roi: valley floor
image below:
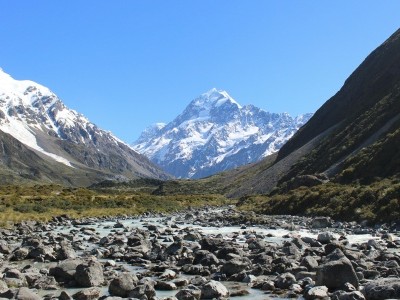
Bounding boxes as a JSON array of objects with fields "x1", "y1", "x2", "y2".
[{"x1": 0, "y1": 206, "x2": 399, "y2": 299}]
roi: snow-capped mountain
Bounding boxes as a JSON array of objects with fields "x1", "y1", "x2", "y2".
[
  {"x1": 133, "y1": 88, "x2": 313, "y2": 179},
  {"x1": 0, "y1": 68, "x2": 169, "y2": 185}
]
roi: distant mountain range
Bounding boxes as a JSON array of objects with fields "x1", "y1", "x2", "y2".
[
  {"x1": 133, "y1": 88, "x2": 312, "y2": 178},
  {"x1": 0, "y1": 69, "x2": 169, "y2": 185}
]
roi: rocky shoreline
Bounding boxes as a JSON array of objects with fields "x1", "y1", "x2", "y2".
[{"x1": 0, "y1": 206, "x2": 399, "y2": 299}]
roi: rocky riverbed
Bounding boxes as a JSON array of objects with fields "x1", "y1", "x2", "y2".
[{"x1": 0, "y1": 206, "x2": 399, "y2": 299}]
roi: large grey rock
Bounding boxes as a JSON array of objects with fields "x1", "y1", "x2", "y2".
[
  {"x1": 49, "y1": 258, "x2": 83, "y2": 283},
  {"x1": 28, "y1": 244, "x2": 55, "y2": 260},
  {"x1": 128, "y1": 282, "x2": 156, "y2": 299},
  {"x1": 317, "y1": 232, "x2": 336, "y2": 244},
  {"x1": 74, "y1": 260, "x2": 104, "y2": 287},
  {"x1": 301, "y1": 256, "x2": 319, "y2": 271},
  {"x1": 193, "y1": 250, "x2": 219, "y2": 266},
  {"x1": 57, "y1": 241, "x2": 77, "y2": 260},
  {"x1": 16, "y1": 287, "x2": 41, "y2": 300},
  {"x1": 4, "y1": 269, "x2": 28, "y2": 288},
  {"x1": 362, "y1": 278, "x2": 400, "y2": 300},
  {"x1": 316, "y1": 249, "x2": 359, "y2": 289},
  {"x1": 108, "y1": 273, "x2": 138, "y2": 297},
  {"x1": 312, "y1": 217, "x2": 332, "y2": 229},
  {"x1": 221, "y1": 258, "x2": 247, "y2": 276},
  {"x1": 175, "y1": 288, "x2": 201, "y2": 300},
  {"x1": 201, "y1": 280, "x2": 229, "y2": 299},
  {"x1": 331, "y1": 290, "x2": 365, "y2": 300},
  {"x1": 32, "y1": 275, "x2": 58, "y2": 290},
  {"x1": 10, "y1": 247, "x2": 30, "y2": 261},
  {"x1": 274, "y1": 272, "x2": 297, "y2": 289}
]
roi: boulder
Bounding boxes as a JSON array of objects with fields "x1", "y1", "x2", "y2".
[
  {"x1": 28, "y1": 244, "x2": 55, "y2": 260},
  {"x1": 160, "y1": 269, "x2": 177, "y2": 280},
  {"x1": 221, "y1": 258, "x2": 247, "y2": 276},
  {"x1": 59, "y1": 291, "x2": 73, "y2": 300},
  {"x1": 0, "y1": 240, "x2": 10, "y2": 254},
  {"x1": 312, "y1": 217, "x2": 332, "y2": 229},
  {"x1": 305, "y1": 285, "x2": 329, "y2": 300},
  {"x1": 57, "y1": 242, "x2": 77, "y2": 260},
  {"x1": 275, "y1": 272, "x2": 297, "y2": 289},
  {"x1": 201, "y1": 237, "x2": 229, "y2": 252},
  {"x1": 155, "y1": 281, "x2": 177, "y2": 290},
  {"x1": 74, "y1": 260, "x2": 104, "y2": 287},
  {"x1": 49, "y1": 258, "x2": 83, "y2": 283},
  {"x1": 32, "y1": 275, "x2": 58, "y2": 290},
  {"x1": 301, "y1": 256, "x2": 319, "y2": 271},
  {"x1": 10, "y1": 247, "x2": 30, "y2": 261},
  {"x1": 108, "y1": 273, "x2": 138, "y2": 297},
  {"x1": 331, "y1": 290, "x2": 365, "y2": 300},
  {"x1": 0, "y1": 280, "x2": 8, "y2": 293},
  {"x1": 201, "y1": 280, "x2": 229, "y2": 299},
  {"x1": 128, "y1": 282, "x2": 156, "y2": 299},
  {"x1": 4, "y1": 269, "x2": 28, "y2": 288},
  {"x1": 175, "y1": 288, "x2": 201, "y2": 300},
  {"x1": 15, "y1": 287, "x2": 41, "y2": 300},
  {"x1": 362, "y1": 278, "x2": 400, "y2": 300},
  {"x1": 316, "y1": 249, "x2": 359, "y2": 289},
  {"x1": 317, "y1": 232, "x2": 336, "y2": 244},
  {"x1": 193, "y1": 250, "x2": 219, "y2": 266}
]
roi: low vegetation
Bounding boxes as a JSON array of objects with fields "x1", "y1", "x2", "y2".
[
  {"x1": 0, "y1": 184, "x2": 231, "y2": 226},
  {"x1": 237, "y1": 178, "x2": 400, "y2": 224}
]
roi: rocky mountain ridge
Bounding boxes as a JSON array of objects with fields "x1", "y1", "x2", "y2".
[
  {"x1": 0, "y1": 69, "x2": 169, "y2": 185},
  {"x1": 133, "y1": 88, "x2": 312, "y2": 178}
]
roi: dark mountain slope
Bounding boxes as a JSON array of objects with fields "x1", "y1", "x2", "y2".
[
  {"x1": 279, "y1": 28, "x2": 400, "y2": 162},
  {"x1": 0, "y1": 130, "x2": 107, "y2": 186}
]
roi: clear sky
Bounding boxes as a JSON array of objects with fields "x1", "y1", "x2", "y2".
[{"x1": 1, "y1": 1, "x2": 399, "y2": 142}]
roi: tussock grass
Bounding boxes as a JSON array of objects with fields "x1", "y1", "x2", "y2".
[{"x1": 0, "y1": 184, "x2": 231, "y2": 226}]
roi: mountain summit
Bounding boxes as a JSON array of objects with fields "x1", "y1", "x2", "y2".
[
  {"x1": 133, "y1": 89, "x2": 312, "y2": 178},
  {"x1": 0, "y1": 69, "x2": 169, "y2": 185}
]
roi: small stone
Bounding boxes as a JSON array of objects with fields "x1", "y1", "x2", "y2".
[
  {"x1": 72, "y1": 287, "x2": 101, "y2": 300},
  {"x1": 305, "y1": 285, "x2": 329, "y2": 300}
]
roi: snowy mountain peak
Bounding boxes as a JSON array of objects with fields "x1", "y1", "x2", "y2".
[
  {"x1": 0, "y1": 68, "x2": 169, "y2": 183},
  {"x1": 193, "y1": 88, "x2": 241, "y2": 110},
  {"x1": 0, "y1": 69, "x2": 54, "y2": 106},
  {"x1": 133, "y1": 89, "x2": 313, "y2": 179}
]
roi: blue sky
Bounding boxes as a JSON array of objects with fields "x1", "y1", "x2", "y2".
[{"x1": 1, "y1": 1, "x2": 399, "y2": 142}]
